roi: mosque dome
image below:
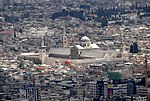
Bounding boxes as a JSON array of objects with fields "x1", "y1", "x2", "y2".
[{"x1": 80, "y1": 36, "x2": 90, "y2": 42}]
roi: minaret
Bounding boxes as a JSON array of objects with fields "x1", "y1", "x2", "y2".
[
  {"x1": 39, "y1": 37, "x2": 46, "y2": 64},
  {"x1": 63, "y1": 26, "x2": 68, "y2": 48}
]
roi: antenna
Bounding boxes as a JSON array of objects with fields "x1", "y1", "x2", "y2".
[
  {"x1": 145, "y1": 54, "x2": 148, "y2": 88},
  {"x1": 119, "y1": 27, "x2": 123, "y2": 58},
  {"x1": 63, "y1": 26, "x2": 66, "y2": 38},
  {"x1": 41, "y1": 36, "x2": 45, "y2": 47}
]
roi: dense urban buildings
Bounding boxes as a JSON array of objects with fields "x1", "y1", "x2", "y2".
[{"x1": 0, "y1": 0, "x2": 149, "y2": 101}]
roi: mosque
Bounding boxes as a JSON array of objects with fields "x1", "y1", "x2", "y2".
[
  {"x1": 18, "y1": 36, "x2": 123, "y2": 65},
  {"x1": 49, "y1": 35, "x2": 120, "y2": 59}
]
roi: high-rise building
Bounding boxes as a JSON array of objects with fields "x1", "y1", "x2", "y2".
[
  {"x1": 5, "y1": 0, "x2": 14, "y2": 5},
  {"x1": 97, "y1": 80, "x2": 108, "y2": 100},
  {"x1": 48, "y1": 0, "x2": 63, "y2": 3},
  {"x1": 0, "y1": 0, "x2": 3, "y2": 8},
  {"x1": 13, "y1": 0, "x2": 30, "y2": 4},
  {"x1": 86, "y1": 82, "x2": 98, "y2": 99}
]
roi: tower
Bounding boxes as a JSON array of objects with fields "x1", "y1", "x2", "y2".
[
  {"x1": 39, "y1": 37, "x2": 46, "y2": 64},
  {"x1": 63, "y1": 26, "x2": 68, "y2": 48},
  {"x1": 70, "y1": 45, "x2": 79, "y2": 59}
]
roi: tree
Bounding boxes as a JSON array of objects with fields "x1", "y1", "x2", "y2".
[
  {"x1": 130, "y1": 42, "x2": 139, "y2": 53},
  {"x1": 19, "y1": 28, "x2": 23, "y2": 33},
  {"x1": 5, "y1": 96, "x2": 12, "y2": 100},
  {"x1": 93, "y1": 98, "x2": 100, "y2": 101},
  {"x1": 101, "y1": 17, "x2": 108, "y2": 27},
  {"x1": 18, "y1": 59, "x2": 25, "y2": 68}
]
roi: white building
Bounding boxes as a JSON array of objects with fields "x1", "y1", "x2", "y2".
[
  {"x1": 76, "y1": 85, "x2": 86, "y2": 99},
  {"x1": 86, "y1": 81, "x2": 98, "y2": 99},
  {"x1": 133, "y1": 96, "x2": 147, "y2": 101},
  {"x1": 113, "y1": 84, "x2": 127, "y2": 97},
  {"x1": 137, "y1": 86, "x2": 148, "y2": 97}
]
